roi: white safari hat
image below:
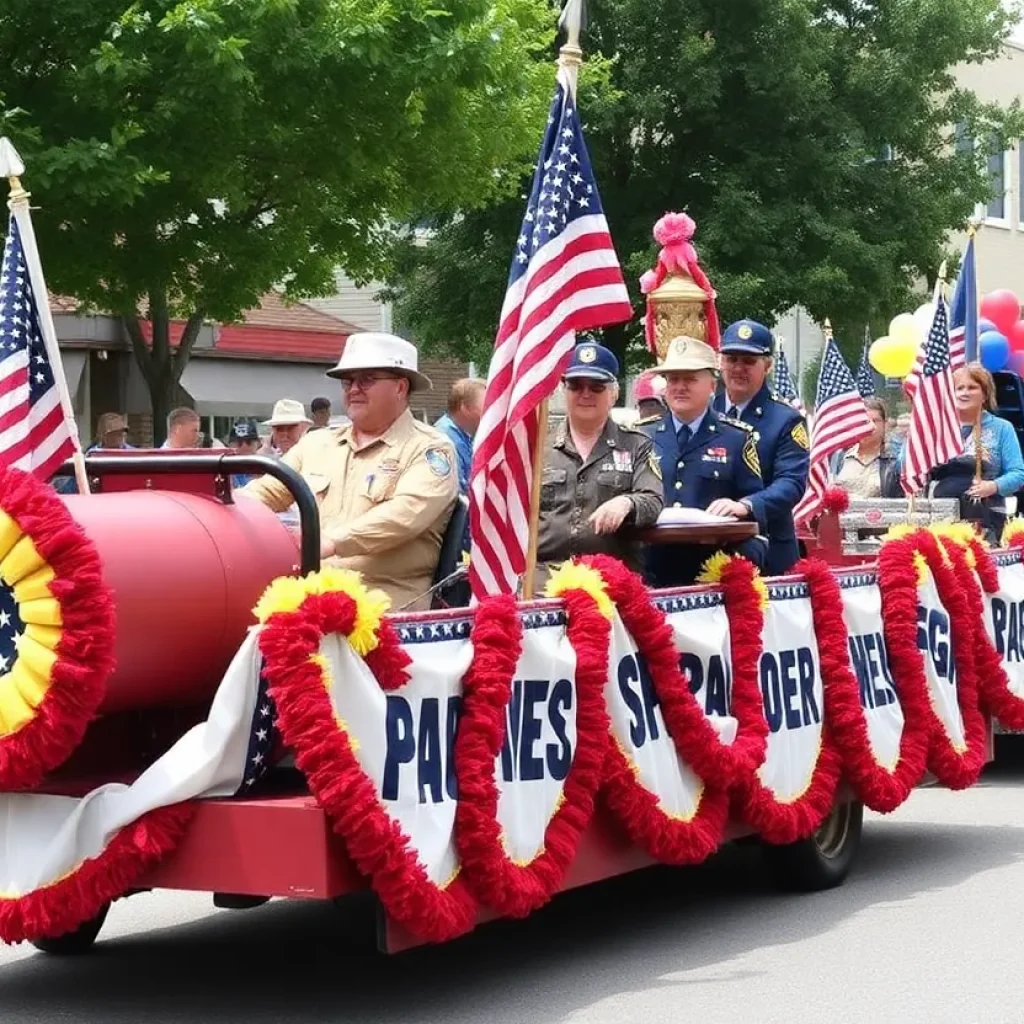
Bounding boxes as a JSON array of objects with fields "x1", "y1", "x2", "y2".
[
  {"x1": 263, "y1": 398, "x2": 313, "y2": 427},
  {"x1": 326, "y1": 332, "x2": 432, "y2": 392},
  {"x1": 652, "y1": 335, "x2": 719, "y2": 375}
]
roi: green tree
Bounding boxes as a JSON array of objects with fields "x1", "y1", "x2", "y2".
[
  {"x1": 0, "y1": 0, "x2": 553, "y2": 440},
  {"x1": 388, "y1": 0, "x2": 1024, "y2": 374}
]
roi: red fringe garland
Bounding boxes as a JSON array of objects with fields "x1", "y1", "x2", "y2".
[
  {"x1": 582, "y1": 556, "x2": 768, "y2": 791},
  {"x1": 796, "y1": 557, "x2": 928, "y2": 812},
  {"x1": 454, "y1": 590, "x2": 611, "y2": 917},
  {"x1": 258, "y1": 594, "x2": 476, "y2": 944},
  {"x1": 0, "y1": 803, "x2": 193, "y2": 945},
  {"x1": 0, "y1": 466, "x2": 117, "y2": 790},
  {"x1": 954, "y1": 540, "x2": 1024, "y2": 732},
  {"x1": 878, "y1": 534, "x2": 987, "y2": 790}
]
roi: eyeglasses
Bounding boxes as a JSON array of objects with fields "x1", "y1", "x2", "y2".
[
  {"x1": 341, "y1": 373, "x2": 401, "y2": 391},
  {"x1": 565, "y1": 379, "x2": 609, "y2": 394}
]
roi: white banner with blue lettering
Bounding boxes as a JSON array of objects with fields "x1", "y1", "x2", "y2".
[
  {"x1": 988, "y1": 556, "x2": 1024, "y2": 700},
  {"x1": 756, "y1": 583, "x2": 824, "y2": 803},
  {"x1": 916, "y1": 576, "x2": 965, "y2": 752}
]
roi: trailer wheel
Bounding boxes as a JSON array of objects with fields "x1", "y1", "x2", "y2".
[
  {"x1": 761, "y1": 800, "x2": 863, "y2": 892},
  {"x1": 31, "y1": 903, "x2": 109, "y2": 955}
]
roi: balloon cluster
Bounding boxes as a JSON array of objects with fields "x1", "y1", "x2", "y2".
[{"x1": 868, "y1": 289, "x2": 1024, "y2": 380}]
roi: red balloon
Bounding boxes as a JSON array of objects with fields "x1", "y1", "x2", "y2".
[
  {"x1": 980, "y1": 289, "x2": 1022, "y2": 336},
  {"x1": 1009, "y1": 319, "x2": 1024, "y2": 354}
]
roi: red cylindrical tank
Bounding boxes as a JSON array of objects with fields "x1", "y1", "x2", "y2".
[{"x1": 62, "y1": 491, "x2": 299, "y2": 713}]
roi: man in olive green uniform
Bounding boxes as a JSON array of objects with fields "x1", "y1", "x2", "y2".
[
  {"x1": 537, "y1": 341, "x2": 663, "y2": 583},
  {"x1": 241, "y1": 333, "x2": 457, "y2": 611}
]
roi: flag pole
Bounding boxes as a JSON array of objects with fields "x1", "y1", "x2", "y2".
[
  {"x1": 521, "y1": 0, "x2": 584, "y2": 600},
  {"x1": 0, "y1": 139, "x2": 90, "y2": 495}
]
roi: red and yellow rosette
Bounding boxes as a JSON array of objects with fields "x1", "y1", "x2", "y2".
[
  {"x1": 256, "y1": 567, "x2": 478, "y2": 944},
  {"x1": 454, "y1": 562, "x2": 611, "y2": 917},
  {"x1": 0, "y1": 465, "x2": 116, "y2": 789}
]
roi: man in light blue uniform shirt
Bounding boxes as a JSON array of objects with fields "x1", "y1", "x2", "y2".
[{"x1": 434, "y1": 378, "x2": 486, "y2": 496}]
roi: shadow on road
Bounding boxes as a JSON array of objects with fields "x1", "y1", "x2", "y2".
[{"x1": 0, "y1": 779, "x2": 1022, "y2": 1024}]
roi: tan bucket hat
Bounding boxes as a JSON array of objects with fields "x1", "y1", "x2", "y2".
[
  {"x1": 263, "y1": 399, "x2": 313, "y2": 427},
  {"x1": 326, "y1": 332, "x2": 432, "y2": 392},
  {"x1": 651, "y1": 335, "x2": 719, "y2": 375}
]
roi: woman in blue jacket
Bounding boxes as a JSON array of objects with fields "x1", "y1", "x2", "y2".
[{"x1": 902, "y1": 362, "x2": 1024, "y2": 542}]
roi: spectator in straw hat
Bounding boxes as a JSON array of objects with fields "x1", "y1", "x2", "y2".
[
  {"x1": 642, "y1": 334, "x2": 768, "y2": 586},
  {"x1": 241, "y1": 332, "x2": 457, "y2": 610},
  {"x1": 262, "y1": 398, "x2": 312, "y2": 456}
]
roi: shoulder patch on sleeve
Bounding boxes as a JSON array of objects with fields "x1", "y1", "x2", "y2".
[
  {"x1": 791, "y1": 421, "x2": 810, "y2": 450},
  {"x1": 743, "y1": 435, "x2": 761, "y2": 478},
  {"x1": 424, "y1": 445, "x2": 453, "y2": 478}
]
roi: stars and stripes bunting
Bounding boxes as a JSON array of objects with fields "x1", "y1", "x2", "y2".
[
  {"x1": 905, "y1": 236, "x2": 977, "y2": 397},
  {"x1": 900, "y1": 295, "x2": 964, "y2": 495},
  {"x1": 467, "y1": 65, "x2": 633, "y2": 598},
  {"x1": 792, "y1": 337, "x2": 872, "y2": 525},
  {"x1": 0, "y1": 212, "x2": 78, "y2": 480}
]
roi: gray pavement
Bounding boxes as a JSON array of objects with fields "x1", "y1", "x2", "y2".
[{"x1": 1, "y1": 739, "x2": 1023, "y2": 1024}]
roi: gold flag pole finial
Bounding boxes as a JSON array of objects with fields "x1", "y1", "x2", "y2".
[{"x1": 823, "y1": 317, "x2": 833, "y2": 341}]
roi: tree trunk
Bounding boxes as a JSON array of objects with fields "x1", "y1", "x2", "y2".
[{"x1": 122, "y1": 291, "x2": 205, "y2": 446}]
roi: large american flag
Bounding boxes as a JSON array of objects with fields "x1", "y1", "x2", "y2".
[
  {"x1": 905, "y1": 235, "x2": 977, "y2": 398},
  {"x1": 792, "y1": 337, "x2": 872, "y2": 525},
  {"x1": 468, "y1": 67, "x2": 632, "y2": 597},
  {"x1": 0, "y1": 213, "x2": 76, "y2": 479},
  {"x1": 900, "y1": 297, "x2": 963, "y2": 495},
  {"x1": 773, "y1": 347, "x2": 805, "y2": 412}
]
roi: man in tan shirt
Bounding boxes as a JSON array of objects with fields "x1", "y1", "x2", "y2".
[{"x1": 241, "y1": 333, "x2": 458, "y2": 611}]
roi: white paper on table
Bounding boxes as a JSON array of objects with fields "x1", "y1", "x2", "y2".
[{"x1": 655, "y1": 507, "x2": 739, "y2": 526}]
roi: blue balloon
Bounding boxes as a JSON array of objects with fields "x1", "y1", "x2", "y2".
[
  {"x1": 979, "y1": 318, "x2": 999, "y2": 335},
  {"x1": 979, "y1": 329, "x2": 1010, "y2": 371}
]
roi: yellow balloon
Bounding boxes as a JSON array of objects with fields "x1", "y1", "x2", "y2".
[
  {"x1": 888, "y1": 312, "x2": 920, "y2": 345},
  {"x1": 869, "y1": 335, "x2": 918, "y2": 377}
]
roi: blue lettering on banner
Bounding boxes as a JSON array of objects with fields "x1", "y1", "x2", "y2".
[
  {"x1": 848, "y1": 633, "x2": 898, "y2": 709},
  {"x1": 499, "y1": 679, "x2": 574, "y2": 784},
  {"x1": 680, "y1": 652, "x2": 731, "y2": 717},
  {"x1": 990, "y1": 596, "x2": 1024, "y2": 663},
  {"x1": 758, "y1": 648, "x2": 820, "y2": 734},
  {"x1": 382, "y1": 694, "x2": 462, "y2": 805},
  {"x1": 617, "y1": 653, "x2": 661, "y2": 748},
  {"x1": 916, "y1": 606, "x2": 956, "y2": 685}
]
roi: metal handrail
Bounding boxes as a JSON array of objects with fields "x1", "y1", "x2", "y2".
[{"x1": 53, "y1": 453, "x2": 321, "y2": 575}]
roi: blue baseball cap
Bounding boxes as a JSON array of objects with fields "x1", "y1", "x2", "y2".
[
  {"x1": 563, "y1": 340, "x2": 619, "y2": 382},
  {"x1": 721, "y1": 319, "x2": 774, "y2": 356},
  {"x1": 230, "y1": 418, "x2": 260, "y2": 441}
]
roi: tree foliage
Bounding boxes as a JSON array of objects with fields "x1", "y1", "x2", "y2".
[
  {"x1": 388, "y1": 0, "x2": 1024, "y2": 373},
  {"x1": 0, "y1": 0, "x2": 553, "y2": 438}
]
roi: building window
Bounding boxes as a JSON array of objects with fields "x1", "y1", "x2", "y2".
[
  {"x1": 1019, "y1": 140, "x2": 1024, "y2": 227},
  {"x1": 987, "y1": 135, "x2": 1007, "y2": 221}
]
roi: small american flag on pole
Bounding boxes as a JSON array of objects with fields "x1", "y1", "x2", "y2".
[
  {"x1": 772, "y1": 346, "x2": 805, "y2": 412},
  {"x1": 900, "y1": 295, "x2": 963, "y2": 495},
  {"x1": 468, "y1": 63, "x2": 632, "y2": 598},
  {"x1": 792, "y1": 337, "x2": 872, "y2": 525},
  {"x1": 0, "y1": 212, "x2": 77, "y2": 480}
]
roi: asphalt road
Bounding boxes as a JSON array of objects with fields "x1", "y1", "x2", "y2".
[{"x1": 1, "y1": 739, "x2": 1023, "y2": 1024}]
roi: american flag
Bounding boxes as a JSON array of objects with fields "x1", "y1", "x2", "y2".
[
  {"x1": 855, "y1": 329, "x2": 876, "y2": 399},
  {"x1": 773, "y1": 347, "x2": 805, "y2": 412},
  {"x1": 0, "y1": 572, "x2": 21, "y2": 677},
  {"x1": 233, "y1": 663, "x2": 279, "y2": 795},
  {"x1": 900, "y1": 297, "x2": 963, "y2": 495},
  {"x1": 468, "y1": 66, "x2": 632, "y2": 597},
  {"x1": 792, "y1": 337, "x2": 872, "y2": 525},
  {"x1": 905, "y1": 236, "x2": 977, "y2": 397},
  {"x1": 0, "y1": 213, "x2": 76, "y2": 479}
]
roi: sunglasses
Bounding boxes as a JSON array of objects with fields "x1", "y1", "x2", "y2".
[
  {"x1": 565, "y1": 378, "x2": 609, "y2": 394},
  {"x1": 341, "y1": 373, "x2": 401, "y2": 391}
]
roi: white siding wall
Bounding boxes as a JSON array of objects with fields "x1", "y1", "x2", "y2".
[{"x1": 306, "y1": 271, "x2": 390, "y2": 332}]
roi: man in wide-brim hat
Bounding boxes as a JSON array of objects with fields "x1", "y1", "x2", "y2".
[
  {"x1": 641, "y1": 334, "x2": 768, "y2": 586},
  {"x1": 241, "y1": 332, "x2": 457, "y2": 611}
]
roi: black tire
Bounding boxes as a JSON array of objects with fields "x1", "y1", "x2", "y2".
[
  {"x1": 761, "y1": 800, "x2": 863, "y2": 892},
  {"x1": 31, "y1": 903, "x2": 109, "y2": 955}
]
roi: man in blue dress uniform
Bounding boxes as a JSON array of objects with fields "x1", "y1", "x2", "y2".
[
  {"x1": 643, "y1": 334, "x2": 768, "y2": 587},
  {"x1": 711, "y1": 319, "x2": 810, "y2": 576}
]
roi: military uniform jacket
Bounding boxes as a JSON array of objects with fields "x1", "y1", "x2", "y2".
[
  {"x1": 537, "y1": 418, "x2": 663, "y2": 574},
  {"x1": 645, "y1": 407, "x2": 765, "y2": 520},
  {"x1": 713, "y1": 383, "x2": 809, "y2": 575},
  {"x1": 241, "y1": 408, "x2": 458, "y2": 611}
]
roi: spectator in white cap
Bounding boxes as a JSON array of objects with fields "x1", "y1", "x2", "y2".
[
  {"x1": 262, "y1": 398, "x2": 312, "y2": 457},
  {"x1": 242, "y1": 332, "x2": 458, "y2": 610}
]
